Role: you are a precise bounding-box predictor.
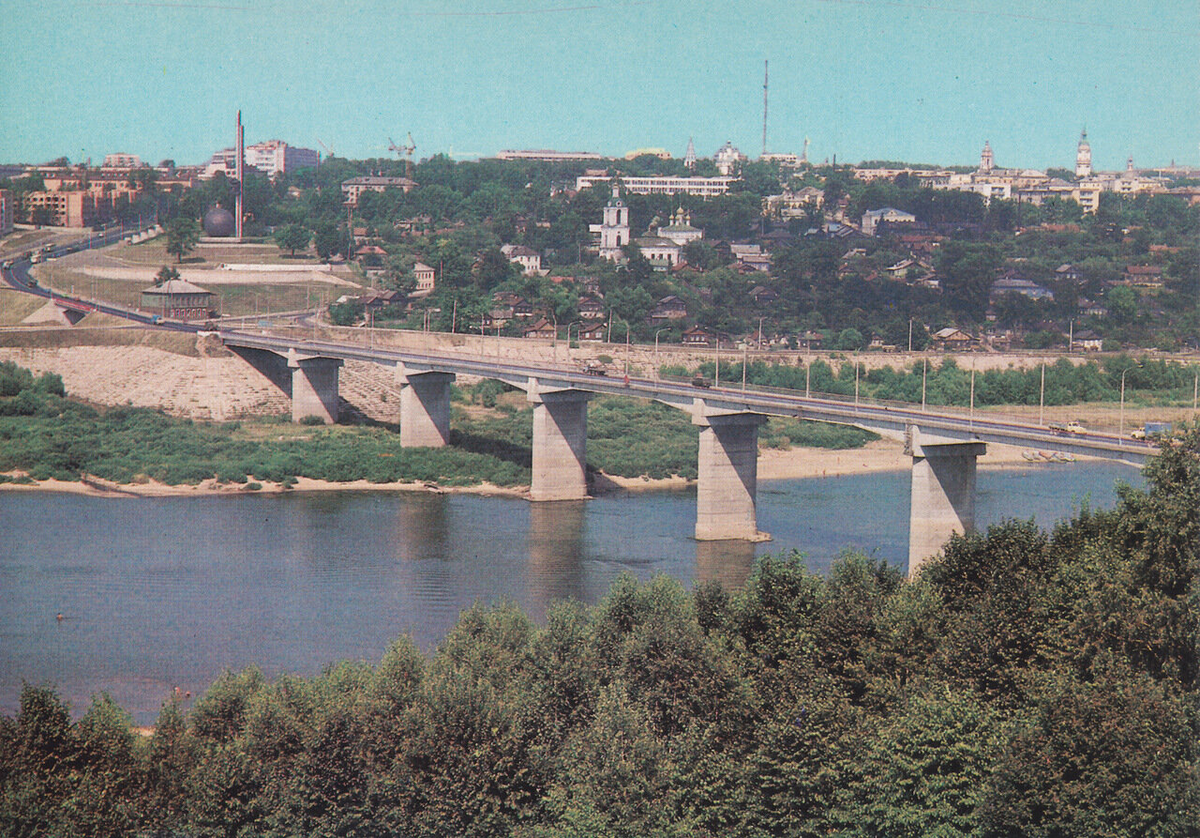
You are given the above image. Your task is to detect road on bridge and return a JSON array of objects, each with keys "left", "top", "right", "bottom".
[{"left": 1, "top": 236, "right": 1157, "bottom": 467}]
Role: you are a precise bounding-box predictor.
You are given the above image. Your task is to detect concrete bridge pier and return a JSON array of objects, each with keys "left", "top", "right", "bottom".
[
  {"left": 694, "top": 409, "right": 769, "bottom": 541},
  {"left": 289, "top": 351, "right": 343, "bottom": 424},
  {"left": 397, "top": 366, "right": 455, "bottom": 447},
  {"left": 908, "top": 427, "right": 987, "bottom": 576},
  {"left": 528, "top": 383, "right": 591, "bottom": 501}
]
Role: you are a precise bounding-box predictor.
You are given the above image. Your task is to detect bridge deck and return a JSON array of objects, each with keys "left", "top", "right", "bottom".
[{"left": 223, "top": 330, "right": 1154, "bottom": 466}]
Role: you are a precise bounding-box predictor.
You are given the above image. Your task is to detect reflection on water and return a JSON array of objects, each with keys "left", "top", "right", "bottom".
[
  {"left": 695, "top": 539, "right": 757, "bottom": 589},
  {"left": 0, "top": 460, "right": 1141, "bottom": 723},
  {"left": 528, "top": 501, "right": 586, "bottom": 608}
]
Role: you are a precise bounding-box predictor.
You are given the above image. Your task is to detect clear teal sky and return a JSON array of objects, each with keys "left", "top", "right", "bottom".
[{"left": 1, "top": 1, "right": 1196, "bottom": 171}]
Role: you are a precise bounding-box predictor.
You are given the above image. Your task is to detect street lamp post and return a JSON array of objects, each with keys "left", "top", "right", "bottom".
[
  {"left": 565, "top": 320, "right": 581, "bottom": 365},
  {"left": 1119, "top": 362, "right": 1141, "bottom": 444},
  {"left": 908, "top": 317, "right": 913, "bottom": 353},
  {"left": 854, "top": 358, "right": 860, "bottom": 409},
  {"left": 654, "top": 327, "right": 668, "bottom": 378},
  {"left": 1039, "top": 362, "right": 1046, "bottom": 426},
  {"left": 921, "top": 357, "right": 927, "bottom": 412}
]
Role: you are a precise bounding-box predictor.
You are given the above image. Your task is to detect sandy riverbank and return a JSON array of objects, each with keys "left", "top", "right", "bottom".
[
  {"left": 0, "top": 439, "right": 1083, "bottom": 500},
  {"left": 0, "top": 473, "right": 524, "bottom": 499}
]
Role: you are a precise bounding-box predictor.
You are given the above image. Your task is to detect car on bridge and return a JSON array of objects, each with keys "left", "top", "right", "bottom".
[
  {"left": 1066, "top": 421, "right": 1087, "bottom": 434},
  {"left": 692, "top": 376, "right": 713, "bottom": 389},
  {"left": 582, "top": 360, "right": 608, "bottom": 376}
]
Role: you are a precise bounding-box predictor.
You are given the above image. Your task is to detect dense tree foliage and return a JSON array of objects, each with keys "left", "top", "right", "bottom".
[{"left": 3, "top": 417, "right": 1196, "bottom": 835}]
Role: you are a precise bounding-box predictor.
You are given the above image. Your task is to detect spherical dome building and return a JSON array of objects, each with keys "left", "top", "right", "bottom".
[{"left": 202, "top": 206, "right": 236, "bottom": 237}]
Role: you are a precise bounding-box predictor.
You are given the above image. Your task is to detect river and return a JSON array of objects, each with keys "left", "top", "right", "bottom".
[{"left": 0, "top": 460, "right": 1141, "bottom": 724}]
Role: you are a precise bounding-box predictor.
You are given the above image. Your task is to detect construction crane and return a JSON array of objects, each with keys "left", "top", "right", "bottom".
[
  {"left": 388, "top": 133, "right": 416, "bottom": 179},
  {"left": 316, "top": 139, "right": 335, "bottom": 159}
]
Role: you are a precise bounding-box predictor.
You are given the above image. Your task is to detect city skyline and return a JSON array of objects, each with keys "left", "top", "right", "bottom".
[{"left": 1, "top": 0, "right": 1197, "bottom": 170}]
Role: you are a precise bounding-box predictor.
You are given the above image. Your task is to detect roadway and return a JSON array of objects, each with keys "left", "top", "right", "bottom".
[
  {"left": 0, "top": 231, "right": 1158, "bottom": 466},
  {"left": 223, "top": 330, "right": 1156, "bottom": 465}
]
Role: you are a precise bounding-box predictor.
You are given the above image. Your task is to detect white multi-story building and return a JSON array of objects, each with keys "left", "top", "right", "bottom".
[
  {"left": 576, "top": 174, "right": 735, "bottom": 197},
  {"left": 204, "top": 140, "right": 320, "bottom": 179},
  {"left": 102, "top": 152, "right": 143, "bottom": 169},
  {"left": 588, "top": 184, "right": 630, "bottom": 261},
  {"left": 495, "top": 149, "right": 603, "bottom": 162},
  {"left": 341, "top": 176, "right": 418, "bottom": 206},
  {"left": 501, "top": 244, "right": 543, "bottom": 275}
]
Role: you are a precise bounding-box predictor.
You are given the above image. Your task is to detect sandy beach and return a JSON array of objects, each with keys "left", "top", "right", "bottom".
[{"left": 0, "top": 439, "right": 1066, "bottom": 500}]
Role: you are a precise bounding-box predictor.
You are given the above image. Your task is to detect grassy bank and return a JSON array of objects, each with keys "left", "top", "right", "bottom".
[{"left": 0, "top": 364, "right": 877, "bottom": 490}]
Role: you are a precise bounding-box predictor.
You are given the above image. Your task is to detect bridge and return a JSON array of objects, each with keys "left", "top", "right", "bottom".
[
  {"left": 220, "top": 329, "right": 1155, "bottom": 574},
  {"left": 1, "top": 241, "right": 1156, "bottom": 574}
]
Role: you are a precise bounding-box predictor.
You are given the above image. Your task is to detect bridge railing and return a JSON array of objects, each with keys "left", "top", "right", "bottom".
[{"left": 656, "top": 372, "right": 1023, "bottom": 425}]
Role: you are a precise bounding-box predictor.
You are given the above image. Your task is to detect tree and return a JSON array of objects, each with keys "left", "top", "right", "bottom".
[
  {"left": 1106, "top": 285, "right": 1138, "bottom": 325},
  {"left": 835, "top": 328, "right": 865, "bottom": 351},
  {"left": 155, "top": 265, "right": 180, "bottom": 285},
  {"left": 274, "top": 223, "right": 312, "bottom": 257},
  {"left": 313, "top": 222, "right": 341, "bottom": 262},
  {"left": 165, "top": 216, "right": 200, "bottom": 263}
]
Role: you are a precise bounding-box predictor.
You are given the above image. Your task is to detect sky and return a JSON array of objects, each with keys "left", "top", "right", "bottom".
[{"left": 1, "top": 0, "right": 1197, "bottom": 171}]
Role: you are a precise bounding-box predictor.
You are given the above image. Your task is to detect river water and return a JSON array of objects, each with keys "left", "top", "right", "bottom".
[{"left": 0, "top": 461, "right": 1141, "bottom": 723}]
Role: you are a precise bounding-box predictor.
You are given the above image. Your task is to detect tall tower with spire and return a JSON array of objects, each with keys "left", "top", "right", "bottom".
[
  {"left": 1075, "top": 128, "right": 1092, "bottom": 178},
  {"left": 592, "top": 183, "right": 629, "bottom": 261},
  {"left": 980, "top": 140, "right": 994, "bottom": 173},
  {"left": 684, "top": 137, "right": 696, "bottom": 171}
]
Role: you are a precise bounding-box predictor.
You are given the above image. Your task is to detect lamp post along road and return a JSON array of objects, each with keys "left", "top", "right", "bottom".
[
  {"left": 1039, "top": 362, "right": 1045, "bottom": 426},
  {"left": 654, "top": 328, "right": 668, "bottom": 378},
  {"left": 1119, "top": 363, "right": 1141, "bottom": 444}
]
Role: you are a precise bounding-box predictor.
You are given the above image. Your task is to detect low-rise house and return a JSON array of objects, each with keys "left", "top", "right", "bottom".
[
  {"left": 578, "top": 321, "right": 607, "bottom": 342},
  {"left": 1055, "top": 263, "right": 1081, "bottom": 283},
  {"left": 523, "top": 317, "right": 557, "bottom": 339},
  {"left": 861, "top": 206, "right": 917, "bottom": 236},
  {"left": 633, "top": 235, "right": 683, "bottom": 269},
  {"left": 413, "top": 262, "right": 436, "bottom": 293},
  {"left": 140, "top": 279, "right": 216, "bottom": 320},
  {"left": 1123, "top": 265, "right": 1163, "bottom": 287},
  {"left": 578, "top": 295, "right": 606, "bottom": 320},
  {"left": 797, "top": 330, "right": 824, "bottom": 350},
  {"left": 931, "top": 327, "right": 975, "bottom": 350},
  {"left": 501, "top": 244, "right": 543, "bottom": 276},
  {"left": 885, "top": 259, "right": 916, "bottom": 280},
  {"left": 730, "top": 243, "right": 772, "bottom": 272},
  {"left": 681, "top": 325, "right": 726, "bottom": 347},
  {"left": 647, "top": 295, "right": 689, "bottom": 322},
  {"left": 749, "top": 285, "right": 779, "bottom": 305},
  {"left": 990, "top": 273, "right": 1054, "bottom": 302},
  {"left": 1073, "top": 328, "right": 1104, "bottom": 351}
]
